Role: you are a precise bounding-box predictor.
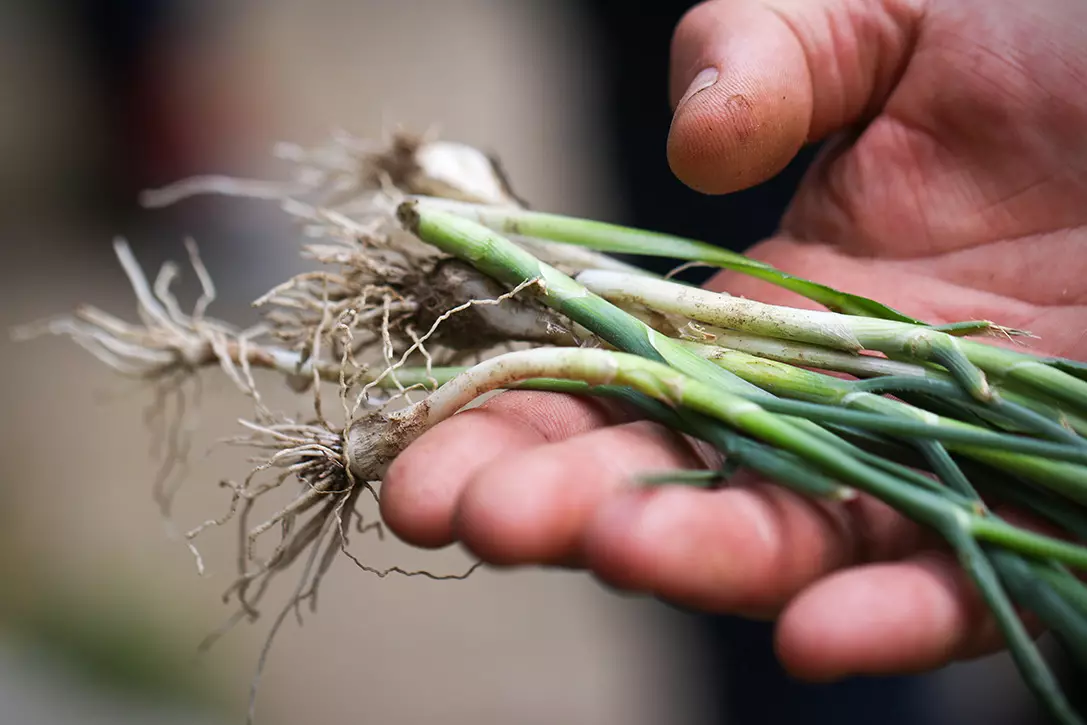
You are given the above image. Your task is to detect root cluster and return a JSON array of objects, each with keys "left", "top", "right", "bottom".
[{"left": 16, "top": 131, "right": 597, "bottom": 720}]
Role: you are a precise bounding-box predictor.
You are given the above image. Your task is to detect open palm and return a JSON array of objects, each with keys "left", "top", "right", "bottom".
[{"left": 382, "top": 0, "right": 1087, "bottom": 680}]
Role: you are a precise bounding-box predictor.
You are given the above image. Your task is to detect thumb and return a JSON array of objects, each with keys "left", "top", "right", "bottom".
[{"left": 667, "top": 0, "right": 923, "bottom": 194}]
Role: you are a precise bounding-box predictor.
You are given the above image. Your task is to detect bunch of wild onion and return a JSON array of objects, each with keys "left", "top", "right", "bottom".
[{"left": 21, "top": 132, "right": 1087, "bottom": 724}]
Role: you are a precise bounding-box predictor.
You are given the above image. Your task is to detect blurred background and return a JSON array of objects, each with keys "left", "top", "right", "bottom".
[{"left": 0, "top": 1, "right": 1063, "bottom": 724}]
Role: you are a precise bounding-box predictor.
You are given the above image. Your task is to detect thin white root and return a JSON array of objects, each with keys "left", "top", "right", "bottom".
[
  {"left": 665, "top": 260, "right": 715, "bottom": 279},
  {"left": 246, "top": 507, "right": 335, "bottom": 725},
  {"left": 13, "top": 239, "right": 276, "bottom": 394},
  {"left": 352, "top": 276, "right": 544, "bottom": 416},
  {"left": 140, "top": 176, "right": 309, "bottom": 208},
  {"left": 185, "top": 480, "right": 244, "bottom": 575}
]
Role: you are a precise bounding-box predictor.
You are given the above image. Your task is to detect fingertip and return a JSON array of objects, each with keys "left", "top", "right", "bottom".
[
  {"left": 380, "top": 452, "right": 450, "bottom": 549},
  {"left": 774, "top": 554, "right": 990, "bottom": 681},
  {"left": 667, "top": 1, "right": 812, "bottom": 194},
  {"left": 380, "top": 413, "right": 534, "bottom": 549},
  {"left": 580, "top": 488, "right": 661, "bottom": 592},
  {"left": 378, "top": 426, "right": 497, "bottom": 550},
  {"left": 454, "top": 421, "right": 708, "bottom": 566},
  {"left": 667, "top": 74, "right": 810, "bottom": 194},
  {"left": 380, "top": 391, "right": 622, "bottom": 549},
  {"left": 585, "top": 484, "right": 837, "bottom": 613},
  {"left": 453, "top": 453, "right": 568, "bottom": 565}
]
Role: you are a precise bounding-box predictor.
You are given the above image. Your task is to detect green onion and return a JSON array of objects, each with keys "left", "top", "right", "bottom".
[{"left": 26, "top": 133, "right": 1087, "bottom": 725}]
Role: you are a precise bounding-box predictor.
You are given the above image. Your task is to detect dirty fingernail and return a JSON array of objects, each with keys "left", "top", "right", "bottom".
[{"left": 676, "top": 67, "right": 719, "bottom": 111}]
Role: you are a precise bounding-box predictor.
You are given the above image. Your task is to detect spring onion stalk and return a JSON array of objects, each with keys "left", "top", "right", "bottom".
[
  {"left": 396, "top": 203, "right": 949, "bottom": 467},
  {"left": 852, "top": 376, "right": 1087, "bottom": 443},
  {"left": 578, "top": 270, "right": 1087, "bottom": 413},
  {"left": 345, "top": 365, "right": 983, "bottom": 508},
  {"left": 656, "top": 320, "right": 1087, "bottom": 437},
  {"left": 395, "top": 201, "right": 769, "bottom": 398},
  {"left": 407, "top": 197, "right": 929, "bottom": 323},
  {"left": 527, "top": 383, "right": 855, "bottom": 501},
  {"left": 948, "top": 531, "right": 1084, "bottom": 725},
  {"left": 683, "top": 341, "right": 1080, "bottom": 453},
  {"left": 575, "top": 269, "right": 994, "bottom": 394},
  {"left": 681, "top": 342, "right": 1087, "bottom": 499},
  {"left": 957, "top": 340, "right": 1087, "bottom": 415},
  {"left": 387, "top": 364, "right": 962, "bottom": 509},
  {"left": 372, "top": 347, "right": 1085, "bottom": 566},
  {"left": 373, "top": 367, "right": 968, "bottom": 505},
  {"left": 673, "top": 323, "right": 939, "bottom": 378},
  {"left": 987, "top": 548, "right": 1087, "bottom": 666}
]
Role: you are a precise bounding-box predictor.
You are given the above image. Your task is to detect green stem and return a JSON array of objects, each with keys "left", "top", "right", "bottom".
[
  {"left": 962, "top": 340, "right": 1087, "bottom": 417},
  {"left": 579, "top": 269, "right": 1087, "bottom": 410},
  {"left": 410, "top": 197, "right": 926, "bottom": 323},
  {"left": 399, "top": 202, "right": 1001, "bottom": 496},
  {"left": 854, "top": 376, "right": 1086, "bottom": 444},
  {"left": 969, "top": 468, "right": 1087, "bottom": 542},
  {"left": 1032, "top": 564, "right": 1087, "bottom": 619},
  {"left": 684, "top": 341, "right": 1087, "bottom": 502},
  {"left": 970, "top": 518, "right": 1087, "bottom": 569},
  {"left": 396, "top": 201, "right": 764, "bottom": 399},
  {"left": 759, "top": 398, "right": 1087, "bottom": 472},
  {"left": 398, "top": 206, "right": 1087, "bottom": 569},
  {"left": 380, "top": 366, "right": 979, "bottom": 508},
  {"left": 673, "top": 323, "right": 941, "bottom": 378},
  {"left": 430, "top": 346, "right": 1087, "bottom": 570},
  {"left": 916, "top": 440, "right": 981, "bottom": 501},
  {"left": 634, "top": 310, "right": 1087, "bottom": 437},
  {"left": 951, "top": 533, "right": 1085, "bottom": 725},
  {"left": 989, "top": 549, "right": 1087, "bottom": 668}
]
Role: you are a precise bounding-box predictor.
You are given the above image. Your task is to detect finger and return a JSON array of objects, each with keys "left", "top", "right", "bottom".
[
  {"left": 582, "top": 480, "right": 933, "bottom": 617},
  {"left": 775, "top": 552, "right": 1026, "bottom": 680},
  {"left": 453, "top": 420, "right": 712, "bottom": 566},
  {"left": 380, "top": 391, "right": 628, "bottom": 548},
  {"left": 668, "top": 0, "right": 921, "bottom": 193}
]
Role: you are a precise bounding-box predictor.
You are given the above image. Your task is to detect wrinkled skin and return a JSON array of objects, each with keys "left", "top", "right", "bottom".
[{"left": 381, "top": 0, "right": 1087, "bottom": 681}]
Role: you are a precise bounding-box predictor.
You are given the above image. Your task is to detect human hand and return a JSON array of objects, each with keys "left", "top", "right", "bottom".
[{"left": 381, "top": 0, "right": 1087, "bottom": 682}]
